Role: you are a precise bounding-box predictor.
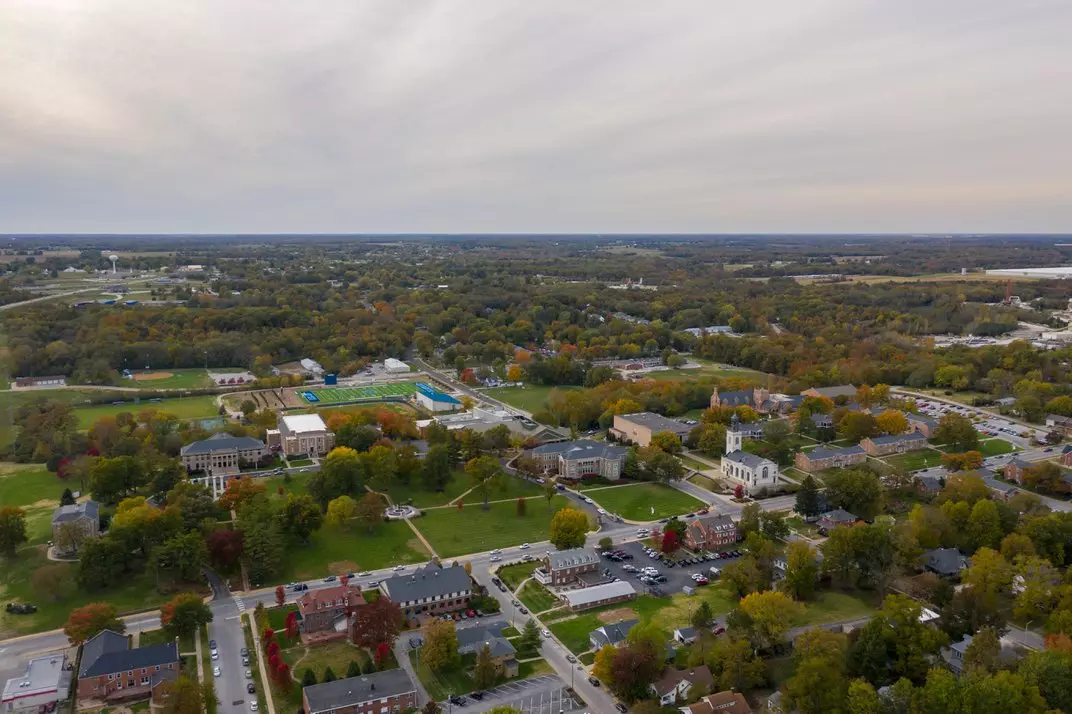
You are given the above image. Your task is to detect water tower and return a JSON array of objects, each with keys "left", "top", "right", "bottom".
[{"left": 109, "top": 254, "right": 118, "bottom": 274}]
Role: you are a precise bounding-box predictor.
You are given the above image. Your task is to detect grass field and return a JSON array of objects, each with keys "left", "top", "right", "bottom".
[
  {"left": 300, "top": 382, "right": 418, "bottom": 405},
  {"left": 409, "top": 651, "right": 477, "bottom": 700},
  {"left": 584, "top": 482, "right": 705, "bottom": 520},
  {"left": 0, "top": 464, "right": 63, "bottom": 544},
  {"left": 677, "top": 454, "right": 711, "bottom": 471},
  {"left": 386, "top": 473, "right": 473, "bottom": 508},
  {"left": 496, "top": 562, "right": 542, "bottom": 591},
  {"left": 119, "top": 368, "right": 214, "bottom": 390},
  {"left": 794, "top": 590, "right": 879, "bottom": 627},
  {"left": 414, "top": 495, "right": 573, "bottom": 558},
  {"left": 518, "top": 581, "right": 559, "bottom": 613},
  {"left": 276, "top": 521, "right": 429, "bottom": 583},
  {"left": 975, "top": 438, "right": 1018, "bottom": 457},
  {"left": 644, "top": 361, "right": 769, "bottom": 383},
  {"left": 462, "top": 475, "right": 544, "bottom": 505},
  {"left": 548, "top": 613, "right": 604, "bottom": 654},
  {"left": 72, "top": 395, "right": 219, "bottom": 429},
  {"left": 881, "top": 448, "right": 944, "bottom": 472},
  {"left": 483, "top": 385, "right": 579, "bottom": 414}
]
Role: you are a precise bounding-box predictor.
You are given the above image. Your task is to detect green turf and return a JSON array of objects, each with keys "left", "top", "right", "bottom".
[
  {"left": 483, "top": 385, "right": 579, "bottom": 414},
  {"left": 0, "top": 464, "right": 63, "bottom": 544},
  {"left": 496, "top": 562, "right": 542, "bottom": 591},
  {"left": 676, "top": 454, "right": 710, "bottom": 471},
  {"left": 386, "top": 473, "right": 472, "bottom": 508},
  {"left": 462, "top": 474, "right": 544, "bottom": 505},
  {"left": 275, "top": 521, "right": 429, "bottom": 584},
  {"left": 300, "top": 382, "right": 418, "bottom": 405},
  {"left": 584, "top": 483, "right": 705, "bottom": 521},
  {"left": 974, "top": 438, "right": 1018, "bottom": 457},
  {"left": 285, "top": 458, "right": 314, "bottom": 467},
  {"left": 793, "top": 590, "right": 879, "bottom": 627},
  {"left": 409, "top": 651, "right": 477, "bottom": 700},
  {"left": 73, "top": 395, "right": 220, "bottom": 429},
  {"left": 263, "top": 473, "right": 310, "bottom": 499},
  {"left": 119, "top": 369, "right": 214, "bottom": 390},
  {"left": 518, "top": 581, "right": 559, "bottom": 613},
  {"left": 414, "top": 496, "right": 573, "bottom": 558},
  {"left": 549, "top": 614, "right": 603, "bottom": 654},
  {"left": 881, "top": 449, "right": 943, "bottom": 472}
]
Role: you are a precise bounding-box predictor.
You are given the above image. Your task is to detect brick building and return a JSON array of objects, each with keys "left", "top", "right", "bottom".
[
  {"left": 906, "top": 413, "right": 938, "bottom": 438},
  {"left": 76, "top": 631, "right": 179, "bottom": 705},
  {"left": 562, "top": 581, "right": 636, "bottom": 611},
  {"left": 534, "top": 548, "right": 599, "bottom": 586},
  {"left": 380, "top": 563, "right": 471, "bottom": 619},
  {"left": 1004, "top": 457, "right": 1035, "bottom": 484},
  {"left": 794, "top": 445, "right": 867, "bottom": 472},
  {"left": 860, "top": 431, "right": 927, "bottom": 456},
  {"left": 527, "top": 440, "right": 628, "bottom": 480},
  {"left": 302, "top": 669, "right": 417, "bottom": 714},
  {"left": 683, "top": 513, "right": 737, "bottom": 551},
  {"left": 266, "top": 413, "right": 335, "bottom": 457},
  {"left": 609, "top": 412, "right": 691, "bottom": 447},
  {"left": 297, "top": 584, "right": 367, "bottom": 644}
]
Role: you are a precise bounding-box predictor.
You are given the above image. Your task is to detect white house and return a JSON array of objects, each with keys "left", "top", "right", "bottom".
[{"left": 720, "top": 415, "right": 780, "bottom": 495}]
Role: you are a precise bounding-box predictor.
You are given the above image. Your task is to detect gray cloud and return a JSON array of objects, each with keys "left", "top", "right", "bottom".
[{"left": 1, "top": 0, "right": 1070, "bottom": 233}]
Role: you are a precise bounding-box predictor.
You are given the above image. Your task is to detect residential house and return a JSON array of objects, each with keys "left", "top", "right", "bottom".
[
  {"left": 589, "top": 619, "right": 639, "bottom": 650},
  {"left": 302, "top": 669, "right": 417, "bottom": 714},
  {"left": 1063, "top": 444, "right": 1072, "bottom": 467},
  {"left": 794, "top": 445, "right": 866, "bottom": 472},
  {"left": 179, "top": 433, "right": 268, "bottom": 475},
  {"left": 818, "top": 508, "right": 857, "bottom": 531},
  {"left": 906, "top": 413, "right": 939, "bottom": 438},
  {"left": 76, "top": 630, "right": 179, "bottom": 704},
  {"left": 296, "top": 584, "right": 367, "bottom": 644},
  {"left": 924, "top": 548, "right": 967, "bottom": 578},
  {"left": 710, "top": 386, "right": 769, "bottom": 412},
  {"left": 916, "top": 474, "right": 944, "bottom": 496},
  {"left": 1045, "top": 414, "right": 1072, "bottom": 437},
  {"left": 2, "top": 654, "right": 70, "bottom": 714},
  {"left": 650, "top": 666, "right": 714, "bottom": 706},
  {"left": 534, "top": 548, "right": 599, "bottom": 586},
  {"left": 976, "top": 468, "right": 1020, "bottom": 500},
  {"left": 456, "top": 625, "right": 519, "bottom": 678},
  {"left": 801, "top": 385, "right": 857, "bottom": 401},
  {"left": 266, "top": 413, "right": 335, "bottom": 457},
  {"left": 527, "top": 440, "right": 628, "bottom": 480},
  {"left": 563, "top": 581, "right": 636, "bottom": 611},
  {"left": 808, "top": 412, "right": 834, "bottom": 430},
  {"left": 860, "top": 432, "right": 928, "bottom": 456},
  {"left": 673, "top": 627, "right": 698, "bottom": 645},
  {"left": 1004, "top": 458, "right": 1035, "bottom": 485},
  {"left": 943, "top": 634, "right": 1025, "bottom": 675},
  {"left": 610, "top": 412, "right": 691, "bottom": 447},
  {"left": 684, "top": 513, "right": 737, "bottom": 551},
  {"left": 680, "top": 690, "right": 752, "bottom": 714},
  {"left": 380, "top": 563, "right": 471, "bottom": 619},
  {"left": 51, "top": 500, "right": 100, "bottom": 556}
]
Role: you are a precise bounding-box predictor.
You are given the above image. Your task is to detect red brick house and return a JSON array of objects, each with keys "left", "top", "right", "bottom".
[
  {"left": 76, "top": 630, "right": 179, "bottom": 705},
  {"left": 1004, "top": 458, "right": 1035, "bottom": 485},
  {"left": 535, "top": 548, "right": 599, "bottom": 586},
  {"left": 684, "top": 514, "right": 737, "bottom": 551},
  {"left": 302, "top": 669, "right": 417, "bottom": 714},
  {"left": 297, "top": 584, "right": 368, "bottom": 644}
]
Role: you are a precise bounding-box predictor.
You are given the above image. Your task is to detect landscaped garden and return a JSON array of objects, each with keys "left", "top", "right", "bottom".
[{"left": 584, "top": 482, "right": 705, "bottom": 520}]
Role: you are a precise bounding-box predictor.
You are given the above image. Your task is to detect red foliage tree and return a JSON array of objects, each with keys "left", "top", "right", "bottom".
[
  {"left": 285, "top": 611, "right": 299, "bottom": 639},
  {"left": 262, "top": 627, "right": 275, "bottom": 646},
  {"left": 267, "top": 641, "right": 280, "bottom": 659},
  {"left": 205, "top": 529, "right": 244, "bottom": 571},
  {"left": 268, "top": 653, "right": 281, "bottom": 679},
  {"left": 375, "top": 641, "right": 390, "bottom": 668},
  {"left": 351, "top": 598, "right": 404, "bottom": 649},
  {"left": 662, "top": 529, "right": 680, "bottom": 554},
  {"left": 340, "top": 574, "right": 351, "bottom": 587},
  {"left": 275, "top": 585, "right": 286, "bottom": 608},
  {"left": 734, "top": 483, "right": 745, "bottom": 500},
  {"left": 276, "top": 662, "right": 292, "bottom": 691}
]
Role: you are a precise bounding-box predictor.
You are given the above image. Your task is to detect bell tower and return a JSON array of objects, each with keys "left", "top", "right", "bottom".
[{"left": 726, "top": 413, "right": 744, "bottom": 453}]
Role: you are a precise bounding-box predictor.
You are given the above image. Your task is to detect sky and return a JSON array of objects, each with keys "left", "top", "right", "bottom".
[{"left": 1, "top": 0, "right": 1070, "bottom": 234}]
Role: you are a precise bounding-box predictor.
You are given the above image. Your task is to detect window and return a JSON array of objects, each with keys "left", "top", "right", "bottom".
[
  {"left": 155, "top": 666, "right": 160, "bottom": 671},
  {"left": 141, "top": 676, "right": 150, "bottom": 685},
  {"left": 108, "top": 674, "right": 115, "bottom": 681}
]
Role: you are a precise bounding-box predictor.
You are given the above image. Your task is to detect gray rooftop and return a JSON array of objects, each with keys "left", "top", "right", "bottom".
[
  {"left": 52, "top": 500, "right": 99, "bottom": 526},
  {"left": 180, "top": 432, "right": 266, "bottom": 455},
  {"left": 807, "top": 385, "right": 857, "bottom": 398},
  {"left": 547, "top": 547, "right": 599, "bottom": 571},
  {"left": 907, "top": 413, "right": 937, "bottom": 427},
  {"left": 821, "top": 508, "right": 857, "bottom": 523},
  {"left": 723, "top": 450, "right": 774, "bottom": 468},
  {"left": 2, "top": 654, "right": 69, "bottom": 702},
  {"left": 457, "top": 627, "right": 517, "bottom": 658},
  {"left": 617, "top": 412, "right": 691, "bottom": 435},
  {"left": 805, "top": 445, "right": 864, "bottom": 460},
  {"left": 716, "top": 390, "right": 753, "bottom": 407},
  {"left": 79, "top": 630, "right": 178, "bottom": 678},
  {"left": 925, "top": 548, "right": 967, "bottom": 576},
  {"left": 868, "top": 432, "right": 927, "bottom": 446},
  {"left": 951, "top": 634, "right": 973, "bottom": 654},
  {"left": 303, "top": 669, "right": 417, "bottom": 713},
  {"left": 381, "top": 563, "right": 471, "bottom": 603},
  {"left": 532, "top": 440, "right": 627, "bottom": 461},
  {"left": 590, "top": 619, "right": 639, "bottom": 648}
]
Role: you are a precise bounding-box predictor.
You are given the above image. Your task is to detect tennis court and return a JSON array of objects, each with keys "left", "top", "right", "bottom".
[{"left": 298, "top": 381, "right": 418, "bottom": 405}]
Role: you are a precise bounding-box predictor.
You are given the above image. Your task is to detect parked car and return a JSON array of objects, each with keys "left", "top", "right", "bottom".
[
  {"left": 247, "top": 683, "right": 256, "bottom": 694},
  {"left": 240, "top": 647, "right": 249, "bottom": 657},
  {"left": 566, "top": 654, "right": 577, "bottom": 663},
  {"left": 212, "top": 667, "right": 221, "bottom": 678},
  {"left": 588, "top": 676, "right": 601, "bottom": 687},
  {"left": 323, "top": 575, "right": 336, "bottom": 582}
]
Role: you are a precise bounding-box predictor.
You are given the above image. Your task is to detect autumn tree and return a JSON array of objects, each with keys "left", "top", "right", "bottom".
[
  {"left": 205, "top": 529, "right": 244, "bottom": 572},
  {"left": 474, "top": 643, "right": 498, "bottom": 688},
  {"left": 941, "top": 450, "right": 985, "bottom": 472},
  {"left": 351, "top": 596, "right": 404, "bottom": 650},
  {"left": 161, "top": 593, "right": 213, "bottom": 637},
  {"left": 160, "top": 676, "right": 205, "bottom": 714},
  {"left": 0, "top": 506, "right": 28, "bottom": 557},
  {"left": 326, "top": 494, "right": 359, "bottom": 529},
  {"left": 356, "top": 492, "right": 387, "bottom": 533},
  {"left": 549, "top": 507, "right": 589, "bottom": 549},
  {"left": 739, "top": 590, "right": 800, "bottom": 650},
  {"left": 421, "top": 619, "right": 460, "bottom": 672},
  {"left": 278, "top": 493, "right": 323, "bottom": 543},
  {"left": 782, "top": 540, "right": 819, "bottom": 600},
  {"left": 30, "top": 563, "right": 72, "bottom": 602},
  {"left": 875, "top": 410, "right": 909, "bottom": 436},
  {"left": 217, "top": 477, "right": 267, "bottom": 511},
  {"left": 935, "top": 413, "right": 980, "bottom": 451},
  {"left": 275, "top": 585, "right": 286, "bottom": 607},
  {"left": 649, "top": 430, "right": 683, "bottom": 454},
  {"left": 465, "top": 455, "right": 504, "bottom": 509},
  {"left": 785, "top": 628, "right": 849, "bottom": 714},
  {"left": 65, "top": 602, "right": 125, "bottom": 645}
]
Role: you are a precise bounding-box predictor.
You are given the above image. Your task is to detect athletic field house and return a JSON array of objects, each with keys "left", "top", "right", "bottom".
[{"left": 298, "top": 381, "right": 461, "bottom": 412}]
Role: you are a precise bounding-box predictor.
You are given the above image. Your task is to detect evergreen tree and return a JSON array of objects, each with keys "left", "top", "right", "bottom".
[
  {"left": 795, "top": 475, "right": 822, "bottom": 519},
  {"left": 322, "top": 666, "right": 336, "bottom": 683},
  {"left": 301, "top": 669, "right": 317, "bottom": 687},
  {"left": 346, "top": 660, "right": 361, "bottom": 678}
]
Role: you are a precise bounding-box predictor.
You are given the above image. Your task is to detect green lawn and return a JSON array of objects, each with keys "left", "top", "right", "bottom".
[
  {"left": 409, "top": 651, "right": 477, "bottom": 700},
  {"left": 881, "top": 449, "right": 943, "bottom": 472},
  {"left": 0, "top": 464, "right": 63, "bottom": 544},
  {"left": 496, "top": 562, "right": 542, "bottom": 591},
  {"left": 0, "top": 545, "right": 171, "bottom": 637},
  {"left": 119, "top": 368, "right": 214, "bottom": 390},
  {"left": 518, "top": 581, "right": 559, "bottom": 613},
  {"left": 975, "top": 438, "right": 1018, "bottom": 457},
  {"left": 284, "top": 641, "right": 370, "bottom": 683},
  {"left": 73, "top": 395, "right": 219, "bottom": 429},
  {"left": 549, "top": 614, "right": 603, "bottom": 654},
  {"left": 285, "top": 458, "right": 314, "bottom": 467},
  {"left": 138, "top": 628, "right": 196, "bottom": 653},
  {"left": 263, "top": 473, "right": 311, "bottom": 499},
  {"left": 585, "top": 482, "right": 705, "bottom": 521},
  {"left": 483, "top": 385, "right": 579, "bottom": 415},
  {"left": 643, "top": 358, "right": 768, "bottom": 383},
  {"left": 275, "top": 521, "right": 429, "bottom": 584},
  {"left": 414, "top": 496, "right": 573, "bottom": 558},
  {"left": 677, "top": 454, "right": 710, "bottom": 471},
  {"left": 463, "top": 475, "right": 544, "bottom": 505},
  {"left": 794, "top": 590, "right": 879, "bottom": 627},
  {"left": 386, "top": 473, "right": 472, "bottom": 508}
]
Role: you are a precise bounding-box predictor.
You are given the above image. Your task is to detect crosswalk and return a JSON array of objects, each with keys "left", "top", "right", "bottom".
[{"left": 233, "top": 596, "right": 247, "bottom": 615}]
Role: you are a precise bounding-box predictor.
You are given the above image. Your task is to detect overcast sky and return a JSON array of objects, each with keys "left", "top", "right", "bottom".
[{"left": 1, "top": 0, "right": 1070, "bottom": 234}]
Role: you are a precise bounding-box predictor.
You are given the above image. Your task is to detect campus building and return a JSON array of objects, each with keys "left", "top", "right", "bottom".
[
  {"left": 179, "top": 433, "right": 268, "bottom": 475},
  {"left": 794, "top": 445, "right": 867, "bottom": 472},
  {"left": 297, "top": 584, "right": 368, "bottom": 644},
  {"left": 609, "top": 412, "right": 691, "bottom": 447},
  {"left": 266, "top": 413, "right": 335, "bottom": 457},
  {"left": 380, "top": 563, "right": 472, "bottom": 619},
  {"left": 51, "top": 500, "right": 100, "bottom": 556},
  {"left": 12, "top": 375, "right": 66, "bottom": 388},
  {"left": 860, "top": 431, "right": 927, "bottom": 456},
  {"left": 683, "top": 513, "right": 737, "bottom": 551},
  {"left": 562, "top": 581, "right": 636, "bottom": 611},
  {"left": 800, "top": 385, "right": 857, "bottom": 400},
  {"left": 721, "top": 415, "right": 779, "bottom": 496},
  {"left": 301, "top": 669, "right": 418, "bottom": 714},
  {"left": 384, "top": 358, "right": 410, "bottom": 374},
  {"left": 76, "top": 631, "right": 179, "bottom": 705},
  {"left": 527, "top": 440, "right": 628, "bottom": 480},
  {"left": 534, "top": 548, "right": 600, "bottom": 586},
  {"left": 414, "top": 383, "right": 462, "bottom": 413},
  {"left": 906, "top": 413, "right": 939, "bottom": 438}
]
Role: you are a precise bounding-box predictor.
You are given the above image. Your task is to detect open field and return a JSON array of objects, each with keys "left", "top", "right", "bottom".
[
  {"left": 496, "top": 562, "right": 542, "bottom": 591},
  {"left": 881, "top": 449, "right": 944, "bottom": 472},
  {"left": 72, "top": 395, "right": 220, "bottom": 428},
  {"left": 461, "top": 474, "right": 544, "bottom": 505},
  {"left": 119, "top": 368, "right": 214, "bottom": 390},
  {"left": 299, "top": 382, "right": 417, "bottom": 405},
  {"left": 414, "top": 495, "right": 573, "bottom": 558},
  {"left": 385, "top": 474, "right": 473, "bottom": 508},
  {"left": 0, "top": 463, "right": 61, "bottom": 544},
  {"left": 803, "top": 272, "right": 1041, "bottom": 286},
  {"left": 584, "top": 482, "right": 705, "bottom": 520},
  {"left": 483, "top": 385, "right": 579, "bottom": 414},
  {"left": 643, "top": 359, "right": 768, "bottom": 383},
  {"left": 975, "top": 438, "right": 1018, "bottom": 457},
  {"left": 518, "top": 581, "right": 559, "bottom": 613},
  {"left": 276, "top": 521, "right": 429, "bottom": 583},
  {"left": 793, "top": 590, "right": 880, "bottom": 627}
]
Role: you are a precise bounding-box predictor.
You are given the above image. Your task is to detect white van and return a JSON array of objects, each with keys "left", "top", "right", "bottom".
[{"left": 709, "top": 566, "right": 721, "bottom": 577}]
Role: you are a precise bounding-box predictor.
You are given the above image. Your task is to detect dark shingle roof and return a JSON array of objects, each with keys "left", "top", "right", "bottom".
[
  {"left": 821, "top": 508, "right": 857, "bottom": 523},
  {"left": 868, "top": 432, "right": 927, "bottom": 446},
  {"left": 52, "top": 500, "right": 99, "bottom": 526},
  {"left": 925, "top": 548, "right": 966, "bottom": 576},
  {"left": 805, "top": 445, "right": 864, "bottom": 460},
  {"left": 807, "top": 385, "right": 857, "bottom": 398},
  {"left": 381, "top": 563, "right": 471, "bottom": 603},
  {"left": 303, "top": 670, "right": 417, "bottom": 713},
  {"left": 79, "top": 630, "right": 177, "bottom": 678},
  {"left": 716, "top": 391, "right": 752, "bottom": 407},
  {"left": 590, "top": 619, "right": 638, "bottom": 648},
  {"left": 180, "top": 433, "right": 265, "bottom": 455},
  {"left": 723, "top": 451, "right": 773, "bottom": 468},
  {"left": 547, "top": 548, "right": 599, "bottom": 570}
]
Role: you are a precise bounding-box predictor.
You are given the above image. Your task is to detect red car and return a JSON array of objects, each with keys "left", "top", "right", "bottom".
[
  {"left": 714, "top": 626, "right": 726, "bottom": 636},
  {"left": 466, "top": 609, "right": 477, "bottom": 618}
]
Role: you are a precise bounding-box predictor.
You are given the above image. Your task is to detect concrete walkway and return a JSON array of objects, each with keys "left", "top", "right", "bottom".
[
  {"left": 393, "top": 634, "right": 431, "bottom": 707},
  {"left": 194, "top": 629, "right": 205, "bottom": 682},
  {"left": 404, "top": 518, "right": 438, "bottom": 559},
  {"left": 246, "top": 611, "right": 277, "bottom": 714}
]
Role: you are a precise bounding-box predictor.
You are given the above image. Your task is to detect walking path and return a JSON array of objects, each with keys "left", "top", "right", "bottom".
[
  {"left": 404, "top": 518, "right": 438, "bottom": 559},
  {"left": 194, "top": 630, "right": 205, "bottom": 681}
]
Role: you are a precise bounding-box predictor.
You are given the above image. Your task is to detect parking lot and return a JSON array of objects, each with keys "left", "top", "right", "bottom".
[
  {"left": 912, "top": 397, "right": 1048, "bottom": 446},
  {"left": 453, "top": 675, "right": 583, "bottom": 713},
  {"left": 597, "top": 537, "right": 742, "bottom": 595}
]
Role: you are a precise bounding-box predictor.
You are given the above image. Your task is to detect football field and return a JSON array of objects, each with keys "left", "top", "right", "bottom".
[{"left": 299, "top": 381, "right": 418, "bottom": 404}]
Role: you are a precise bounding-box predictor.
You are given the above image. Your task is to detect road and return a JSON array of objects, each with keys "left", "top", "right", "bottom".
[{"left": 0, "top": 286, "right": 100, "bottom": 312}]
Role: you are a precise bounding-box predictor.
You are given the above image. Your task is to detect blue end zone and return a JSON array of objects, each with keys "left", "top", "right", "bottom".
[{"left": 302, "top": 391, "right": 320, "bottom": 402}]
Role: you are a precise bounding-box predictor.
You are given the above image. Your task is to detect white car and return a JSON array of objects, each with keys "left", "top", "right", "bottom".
[
  {"left": 519, "top": 543, "right": 530, "bottom": 550},
  {"left": 490, "top": 549, "right": 502, "bottom": 555},
  {"left": 358, "top": 571, "right": 371, "bottom": 577},
  {"left": 597, "top": 508, "right": 606, "bottom": 515},
  {"left": 490, "top": 555, "right": 501, "bottom": 562},
  {"left": 211, "top": 650, "right": 218, "bottom": 660},
  {"left": 250, "top": 703, "right": 258, "bottom": 712},
  {"left": 245, "top": 669, "right": 252, "bottom": 679},
  {"left": 213, "top": 667, "right": 221, "bottom": 678},
  {"left": 542, "top": 629, "right": 551, "bottom": 637},
  {"left": 393, "top": 565, "right": 406, "bottom": 572}
]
